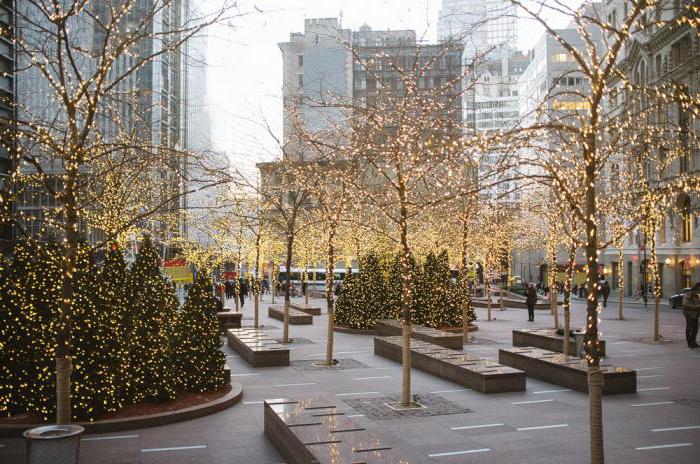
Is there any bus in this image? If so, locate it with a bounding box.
[276,267,358,291]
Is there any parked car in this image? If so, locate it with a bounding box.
[669,288,691,309]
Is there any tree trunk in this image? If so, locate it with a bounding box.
[325,228,336,366]
[648,218,661,341]
[460,218,470,344]
[399,207,412,407]
[618,244,624,320]
[254,234,261,329]
[304,266,309,305]
[283,234,294,343]
[486,273,492,321]
[271,260,276,304]
[499,282,505,311]
[551,286,559,329]
[563,242,576,357]
[583,140,604,464]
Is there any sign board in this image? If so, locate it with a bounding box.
[162,259,193,284]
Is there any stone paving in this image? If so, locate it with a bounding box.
[1,295,699,463]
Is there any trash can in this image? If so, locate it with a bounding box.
[23,424,84,464]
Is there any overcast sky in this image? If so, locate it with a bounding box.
[205,0,581,175]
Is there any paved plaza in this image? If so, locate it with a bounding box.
[2,295,699,464]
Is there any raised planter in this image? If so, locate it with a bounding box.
[217,311,242,330]
[472,298,559,309]
[441,325,479,334]
[513,328,606,358]
[264,398,411,464]
[499,347,635,394]
[0,383,243,438]
[375,336,525,393]
[289,303,322,316]
[375,319,463,349]
[268,305,313,325]
[332,325,378,335]
[227,327,290,367]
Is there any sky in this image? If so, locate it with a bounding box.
[204,0,582,175]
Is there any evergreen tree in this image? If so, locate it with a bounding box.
[434,250,462,328]
[98,242,131,411]
[413,252,436,326]
[71,244,112,419]
[0,249,37,417]
[174,273,226,392]
[334,271,361,327]
[128,235,177,403]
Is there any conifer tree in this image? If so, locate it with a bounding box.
[174,273,226,392]
[99,243,131,410]
[334,271,361,328]
[413,252,437,326]
[128,235,177,403]
[0,249,37,417]
[70,244,111,419]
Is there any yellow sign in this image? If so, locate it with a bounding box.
[163,265,193,283]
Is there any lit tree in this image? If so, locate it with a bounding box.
[509,1,698,461]
[0,0,243,423]
[174,272,226,392]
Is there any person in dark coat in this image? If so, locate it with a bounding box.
[239,278,249,307]
[682,282,700,349]
[525,283,537,322]
[600,279,611,308]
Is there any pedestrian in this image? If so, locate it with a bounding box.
[302,280,308,296]
[600,279,610,308]
[334,280,342,296]
[525,283,537,322]
[682,282,700,349]
[239,277,248,307]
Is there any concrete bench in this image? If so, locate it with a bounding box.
[513,328,606,358]
[264,398,411,464]
[375,319,463,349]
[498,347,636,394]
[268,305,313,325]
[227,328,290,367]
[290,302,322,316]
[374,336,525,393]
[217,311,242,330]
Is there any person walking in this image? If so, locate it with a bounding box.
[239,277,249,308]
[600,279,611,308]
[525,283,537,322]
[682,282,700,349]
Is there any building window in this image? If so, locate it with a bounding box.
[297,74,303,88]
[682,197,693,242]
[552,53,571,63]
[297,55,303,67]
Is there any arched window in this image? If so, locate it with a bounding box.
[682,196,693,242]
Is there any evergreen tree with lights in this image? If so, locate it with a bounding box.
[435,250,463,328]
[128,235,177,403]
[99,242,131,410]
[0,249,38,417]
[385,252,420,322]
[413,252,437,327]
[70,244,113,419]
[174,272,226,392]
[334,271,361,328]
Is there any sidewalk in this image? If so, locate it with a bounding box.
[571,294,672,310]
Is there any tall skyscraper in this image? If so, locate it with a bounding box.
[438,0,518,59]
[0,0,15,253]
[12,0,189,247]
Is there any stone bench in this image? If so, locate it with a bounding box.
[374,336,525,393]
[264,398,411,464]
[217,311,242,330]
[473,298,556,309]
[268,305,313,325]
[290,302,322,316]
[227,328,290,367]
[498,347,636,395]
[375,319,463,349]
[513,328,606,358]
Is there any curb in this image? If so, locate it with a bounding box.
[0,382,244,438]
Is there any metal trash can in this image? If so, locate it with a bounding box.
[23,424,84,464]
